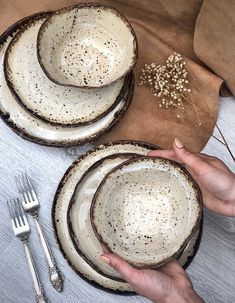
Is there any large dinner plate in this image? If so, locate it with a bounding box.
[0,14,133,146]
[4,13,129,127]
[52,141,202,292]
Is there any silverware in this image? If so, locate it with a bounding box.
[16,174,64,292]
[7,198,51,303]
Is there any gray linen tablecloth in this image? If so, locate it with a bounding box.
[0,97,235,303]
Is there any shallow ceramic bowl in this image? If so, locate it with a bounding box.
[37,3,137,88]
[91,156,202,269]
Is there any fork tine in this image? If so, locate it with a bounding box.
[25,173,33,190]
[22,174,34,202]
[25,174,36,201]
[13,198,22,227]
[8,198,19,227]
[20,174,28,192]
[17,198,26,226]
[15,175,23,193]
[7,199,17,227]
[14,198,28,227]
[16,174,30,203]
[7,200,14,218]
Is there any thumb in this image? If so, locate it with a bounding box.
[173,138,203,171]
[100,253,140,284]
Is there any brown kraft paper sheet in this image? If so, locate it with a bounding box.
[0,0,224,151]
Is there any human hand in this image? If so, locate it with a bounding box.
[100,139,234,303]
[100,254,204,303]
[148,138,235,217]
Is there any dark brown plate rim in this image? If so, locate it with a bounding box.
[0,16,134,147]
[37,3,138,89]
[67,152,143,282]
[90,156,203,269]
[52,140,202,293]
[4,13,130,127]
[52,141,156,293]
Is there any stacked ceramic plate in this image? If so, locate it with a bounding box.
[0,4,137,146]
[53,141,203,293]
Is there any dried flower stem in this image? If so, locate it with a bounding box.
[213,125,235,163]
[181,94,202,126]
[188,69,213,118]
[139,53,203,126]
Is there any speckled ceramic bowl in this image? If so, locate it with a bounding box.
[91,156,202,269]
[37,3,137,88]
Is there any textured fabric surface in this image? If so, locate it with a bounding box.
[194,0,235,96]
[0,96,234,303]
[0,0,223,151]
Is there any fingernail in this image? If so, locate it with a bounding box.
[100,255,110,264]
[174,138,184,149]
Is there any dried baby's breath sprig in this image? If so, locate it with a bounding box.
[139,53,202,126]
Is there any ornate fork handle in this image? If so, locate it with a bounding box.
[23,240,51,303]
[33,216,64,292]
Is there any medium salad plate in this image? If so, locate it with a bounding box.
[68,153,140,281]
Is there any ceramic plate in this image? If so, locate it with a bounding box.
[178,226,202,268]
[0,16,133,146]
[68,153,140,282]
[53,141,156,292]
[52,141,202,292]
[37,3,137,88]
[4,14,129,127]
[91,157,202,268]
[68,153,202,283]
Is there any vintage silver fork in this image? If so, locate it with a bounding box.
[7,198,51,303]
[16,174,64,292]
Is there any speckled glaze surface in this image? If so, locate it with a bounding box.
[52,141,156,292]
[4,14,128,126]
[52,141,202,292]
[37,3,137,88]
[68,153,139,282]
[0,18,134,146]
[68,153,202,282]
[91,156,202,269]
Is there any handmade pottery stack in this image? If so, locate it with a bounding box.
[0,3,137,146]
[53,140,203,292]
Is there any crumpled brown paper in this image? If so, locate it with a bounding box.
[194,0,235,96]
[0,0,226,151]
